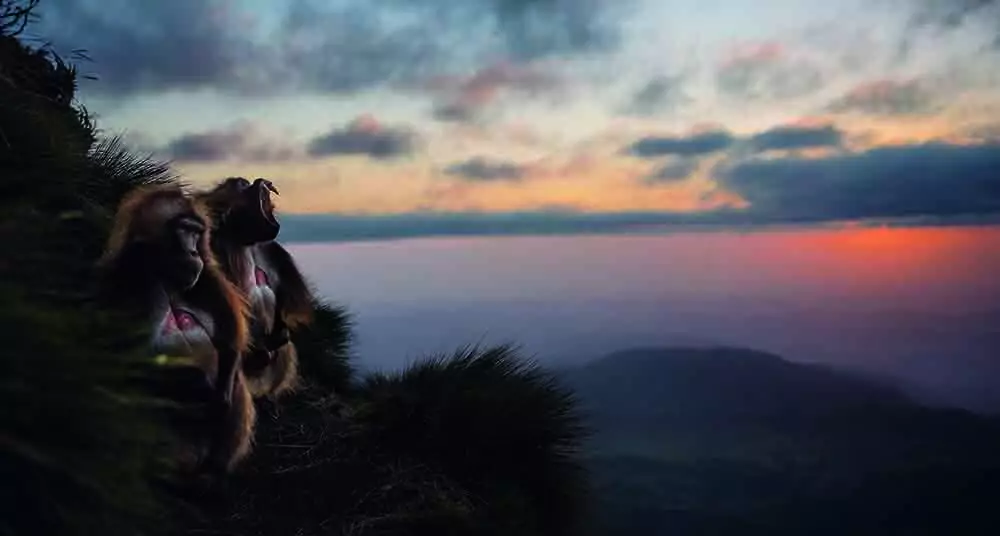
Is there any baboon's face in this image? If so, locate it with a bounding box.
[215,177,280,245]
[158,208,207,291]
[131,194,209,291]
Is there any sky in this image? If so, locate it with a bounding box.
[26,0,1000,410]
[291,226,1000,411]
[30,0,1000,220]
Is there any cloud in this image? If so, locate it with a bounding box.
[747,125,844,152]
[827,79,937,116]
[433,103,479,123]
[627,131,736,157]
[894,1,1000,65]
[36,0,621,97]
[161,123,296,163]
[645,159,699,183]
[625,123,846,166]
[715,41,824,101]
[966,123,1000,142]
[623,76,690,115]
[424,61,562,122]
[164,130,244,163]
[489,0,623,59]
[909,0,1000,29]
[307,115,416,159]
[444,157,527,182]
[717,142,1000,221]
[271,5,430,94]
[35,0,254,96]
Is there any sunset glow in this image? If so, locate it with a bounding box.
[34,0,1000,218]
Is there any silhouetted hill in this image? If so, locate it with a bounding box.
[564,346,910,423]
[561,347,1000,535]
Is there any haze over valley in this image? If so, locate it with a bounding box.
[291,225,1000,413]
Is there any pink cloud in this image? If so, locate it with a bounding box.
[720,41,786,68]
[423,61,562,121]
[307,114,416,159]
[828,79,935,116]
[349,114,383,134]
[846,79,917,99]
[715,40,822,100]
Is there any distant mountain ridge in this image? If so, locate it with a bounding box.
[561,346,912,426]
[564,347,1000,535]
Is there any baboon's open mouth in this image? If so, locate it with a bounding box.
[257,181,279,226]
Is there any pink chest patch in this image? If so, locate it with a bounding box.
[160,309,201,336]
[255,267,270,287]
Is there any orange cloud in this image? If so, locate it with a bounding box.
[688,122,729,135]
[175,142,736,215]
[785,116,836,129]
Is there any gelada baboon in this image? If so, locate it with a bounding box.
[98,184,256,473]
[196,177,314,399]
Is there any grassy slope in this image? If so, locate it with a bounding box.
[1,3,591,534]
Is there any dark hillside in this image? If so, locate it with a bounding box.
[563,347,1000,535]
[1,2,591,534]
[565,347,911,422]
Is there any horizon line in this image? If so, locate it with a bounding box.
[274,209,1000,244]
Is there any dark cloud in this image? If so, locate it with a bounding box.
[747,125,844,152]
[487,0,623,59]
[275,1,442,94]
[910,0,999,28]
[718,142,1000,221]
[274,209,1000,244]
[432,103,479,123]
[646,159,699,183]
[165,130,244,163]
[33,0,252,96]
[162,124,296,163]
[623,76,690,115]
[897,1,1000,62]
[827,80,936,116]
[715,42,823,101]
[627,131,736,157]
[627,124,842,164]
[444,157,527,182]
[307,115,416,160]
[35,0,621,97]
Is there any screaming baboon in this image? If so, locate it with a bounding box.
[197,177,314,398]
[98,184,256,474]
